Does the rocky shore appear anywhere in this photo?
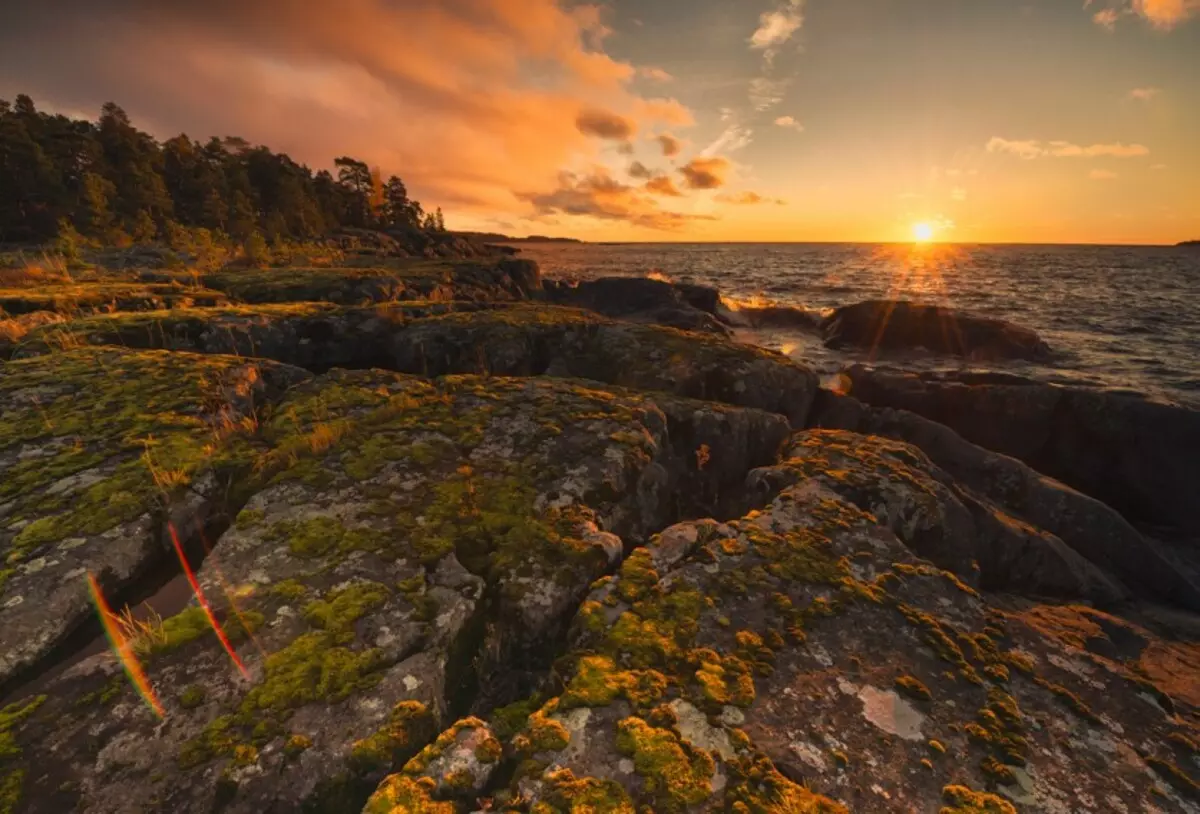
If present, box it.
[0,259,1197,813]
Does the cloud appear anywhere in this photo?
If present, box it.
[702,123,753,156]
[679,156,731,190]
[638,66,673,82]
[645,176,683,197]
[1090,169,1119,180]
[986,138,1150,158]
[628,161,654,180]
[1085,0,1199,29]
[657,133,682,157]
[521,167,709,229]
[951,187,968,202]
[774,115,804,131]
[716,191,786,205]
[1129,86,1162,101]
[750,2,805,58]
[749,77,791,111]
[576,108,636,140]
[0,0,693,220]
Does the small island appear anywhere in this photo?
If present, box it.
[1177,239,1200,247]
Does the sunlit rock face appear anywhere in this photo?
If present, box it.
[0,260,1195,814]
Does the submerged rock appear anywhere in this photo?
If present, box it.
[0,347,307,694]
[449,432,1198,813]
[841,365,1200,536]
[822,300,1051,361]
[0,370,788,813]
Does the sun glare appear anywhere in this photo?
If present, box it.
[912,222,935,243]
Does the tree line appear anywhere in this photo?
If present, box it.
[0,95,445,245]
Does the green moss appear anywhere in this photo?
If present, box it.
[514,704,571,755]
[488,696,543,741]
[929,739,947,754]
[272,516,376,559]
[559,656,666,711]
[1034,677,1102,725]
[270,579,308,602]
[940,784,1017,814]
[302,582,390,641]
[894,675,933,702]
[350,701,437,772]
[724,755,847,813]
[403,717,499,778]
[178,685,207,710]
[244,632,385,714]
[284,734,313,757]
[0,769,26,814]
[146,605,261,657]
[531,768,636,814]
[0,696,44,762]
[235,508,264,529]
[363,775,455,814]
[615,716,713,809]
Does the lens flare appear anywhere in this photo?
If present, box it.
[87,573,165,718]
[168,522,250,679]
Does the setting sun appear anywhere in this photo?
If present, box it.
[912,222,935,242]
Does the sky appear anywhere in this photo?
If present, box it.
[1,0,1198,244]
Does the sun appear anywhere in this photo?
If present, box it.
[912,222,935,242]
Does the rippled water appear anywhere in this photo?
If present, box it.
[513,242,1200,407]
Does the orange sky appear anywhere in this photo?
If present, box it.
[2,0,1197,243]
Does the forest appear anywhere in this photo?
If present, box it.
[0,95,445,248]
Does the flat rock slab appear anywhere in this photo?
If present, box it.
[452,429,1199,813]
[0,282,228,316]
[201,258,539,305]
[0,370,789,814]
[14,302,821,426]
[0,347,307,693]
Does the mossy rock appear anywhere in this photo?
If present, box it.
[0,282,227,317]
[0,369,788,813]
[0,346,307,692]
[482,428,1198,813]
[201,258,538,305]
[16,300,820,426]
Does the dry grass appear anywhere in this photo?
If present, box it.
[0,311,68,346]
[0,253,73,287]
[115,605,169,656]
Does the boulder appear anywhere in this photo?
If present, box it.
[447,435,1199,813]
[542,276,730,335]
[0,370,790,813]
[822,300,1051,361]
[841,365,1200,535]
[810,390,1200,610]
[0,347,308,695]
[722,303,822,333]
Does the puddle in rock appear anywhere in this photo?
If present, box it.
[0,571,195,704]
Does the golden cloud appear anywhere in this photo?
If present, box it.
[679,156,732,190]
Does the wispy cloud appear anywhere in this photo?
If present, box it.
[774,115,804,131]
[702,123,754,156]
[1090,169,1119,180]
[1092,8,1121,29]
[716,191,786,205]
[749,77,791,111]
[680,157,732,190]
[1128,86,1163,101]
[987,138,1150,158]
[638,66,674,82]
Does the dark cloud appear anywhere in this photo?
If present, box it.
[679,156,731,190]
[576,108,637,141]
[657,133,682,157]
[628,161,655,179]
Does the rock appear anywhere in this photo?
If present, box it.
[841,365,1200,535]
[0,282,228,316]
[0,347,308,695]
[0,370,789,813]
[202,257,541,305]
[822,300,1051,361]
[750,430,1128,605]
[542,276,730,335]
[810,390,1200,611]
[471,437,1198,813]
[723,303,822,332]
[367,718,501,805]
[15,302,821,426]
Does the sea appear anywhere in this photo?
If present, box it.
[511,242,1200,409]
